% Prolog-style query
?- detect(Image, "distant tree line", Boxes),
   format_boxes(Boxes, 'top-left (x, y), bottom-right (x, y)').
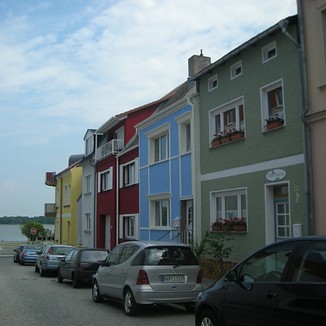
top-left (0, 216), bottom-right (55, 225)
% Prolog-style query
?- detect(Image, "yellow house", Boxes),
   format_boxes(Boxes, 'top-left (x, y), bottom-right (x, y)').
top-left (45, 155), bottom-right (82, 246)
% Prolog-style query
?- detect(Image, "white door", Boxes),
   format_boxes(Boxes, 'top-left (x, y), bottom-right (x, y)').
top-left (186, 200), bottom-right (193, 246)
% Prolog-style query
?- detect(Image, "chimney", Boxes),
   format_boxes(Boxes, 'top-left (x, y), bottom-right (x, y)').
top-left (188, 50), bottom-right (211, 78)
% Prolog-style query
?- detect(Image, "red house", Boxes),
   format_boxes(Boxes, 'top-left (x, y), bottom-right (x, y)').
top-left (95, 94), bottom-right (174, 250)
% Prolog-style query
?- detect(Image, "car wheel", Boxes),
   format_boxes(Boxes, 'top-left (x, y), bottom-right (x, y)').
top-left (72, 273), bottom-right (80, 288)
top-left (123, 288), bottom-right (138, 316)
top-left (40, 265), bottom-right (46, 277)
top-left (197, 308), bottom-right (218, 326)
top-left (35, 264), bottom-right (39, 273)
top-left (92, 280), bottom-right (104, 303)
top-left (57, 270), bottom-right (63, 283)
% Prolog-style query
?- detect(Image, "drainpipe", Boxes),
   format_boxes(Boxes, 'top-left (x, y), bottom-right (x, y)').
top-left (116, 154), bottom-right (119, 246)
top-left (296, 0), bottom-right (314, 235)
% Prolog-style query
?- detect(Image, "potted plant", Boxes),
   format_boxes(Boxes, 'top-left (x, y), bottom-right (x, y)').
top-left (211, 219), bottom-right (223, 231)
top-left (265, 114), bottom-right (284, 130)
top-left (231, 217), bottom-right (247, 232)
top-left (229, 128), bottom-right (245, 141)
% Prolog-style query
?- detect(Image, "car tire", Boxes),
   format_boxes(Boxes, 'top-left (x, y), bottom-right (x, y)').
top-left (72, 273), bottom-right (80, 288)
top-left (35, 264), bottom-right (39, 273)
top-left (92, 280), bottom-right (104, 303)
top-left (123, 288), bottom-right (138, 316)
top-left (197, 308), bottom-right (218, 326)
top-left (57, 270), bottom-right (63, 283)
top-left (40, 265), bottom-right (46, 277)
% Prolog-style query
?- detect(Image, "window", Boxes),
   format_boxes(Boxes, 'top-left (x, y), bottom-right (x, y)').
top-left (85, 213), bottom-right (91, 230)
top-left (210, 97), bottom-right (245, 142)
top-left (154, 133), bottom-right (169, 162)
top-left (150, 198), bottom-right (170, 227)
top-left (239, 243), bottom-right (295, 282)
top-left (123, 215), bottom-right (135, 238)
top-left (63, 184), bottom-right (71, 206)
top-left (321, 8), bottom-right (326, 82)
top-left (85, 136), bottom-right (93, 155)
top-left (208, 74), bottom-right (218, 91)
top-left (262, 41), bottom-right (277, 63)
top-left (177, 113), bottom-right (191, 154)
top-left (120, 159), bottom-right (138, 187)
top-left (230, 61), bottom-right (242, 79)
top-left (98, 167), bottom-right (113, 192)
top-left (85, 174), bottom-right (91, 194)
top-left (261, 80), bottom-right (285, 129)
top-left (211, 189), bottom-right (247, 226)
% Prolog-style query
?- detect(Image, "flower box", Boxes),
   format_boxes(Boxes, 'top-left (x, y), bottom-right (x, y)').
top-left (266, 120), bottom-right (283, 130)
top-left (211, 138), bottom-right (221, 147)
top-left (232, 225), bottom-right (247, 232)
top-left (220, 136), bottom-right (230, 144)
top-left (230, 131), bottom-right (245, 141)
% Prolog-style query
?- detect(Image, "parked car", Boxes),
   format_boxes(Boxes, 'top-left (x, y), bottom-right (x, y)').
top-left (195, 236), bottom-right (326, 326)
top-left (19, 245), bottom-right (42, 265)
top-left (57, 248), bottom-right (109, 288)
top-left (13, 244), bottom-right (26, 263)
top-left (92, 241), bottom-right (203, 316)
top-left (35, 244), bottom-right (73, 276)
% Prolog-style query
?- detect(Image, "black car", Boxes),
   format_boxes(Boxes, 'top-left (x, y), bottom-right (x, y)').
top-left (195, 236), bottom-right (326, 326)
top-left (13, 244), bottom-right (26, 263)
top-left (57, 248), bottom-right (109, 288)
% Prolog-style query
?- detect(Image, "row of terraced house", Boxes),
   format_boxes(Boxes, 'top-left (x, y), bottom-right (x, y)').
top-left (44, 1), bottom-right (326, 262)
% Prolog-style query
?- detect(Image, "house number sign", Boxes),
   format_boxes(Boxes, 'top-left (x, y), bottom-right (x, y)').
top-left (266, 169), bottom-right (286, 182)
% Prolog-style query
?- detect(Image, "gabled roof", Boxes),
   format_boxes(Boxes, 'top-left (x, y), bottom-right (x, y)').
top-left (189, 15), bottom-right (298, 81)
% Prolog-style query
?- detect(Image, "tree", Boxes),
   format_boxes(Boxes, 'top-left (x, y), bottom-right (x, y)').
top-left (20, 221), bottom-right (45, 242)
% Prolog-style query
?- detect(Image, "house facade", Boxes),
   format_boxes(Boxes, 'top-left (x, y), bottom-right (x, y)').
top-left (94, 99), bottom-right (171, 250)
top-left (298, 0), bottom-right (326, 235)
top-left (45, 155), bottom-right (83, 246)
top-left (191, 16), bottom-right (308, 261)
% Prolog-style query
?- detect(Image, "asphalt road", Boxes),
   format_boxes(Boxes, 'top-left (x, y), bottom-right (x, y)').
top-left (0, 252), bottom-right (196, 326)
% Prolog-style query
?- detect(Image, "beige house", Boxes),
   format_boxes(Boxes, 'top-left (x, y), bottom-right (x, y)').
top-left (298, 0), bottom-right (326, 234)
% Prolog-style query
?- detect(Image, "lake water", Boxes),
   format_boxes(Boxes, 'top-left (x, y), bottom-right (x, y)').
top-left (0, 224), bottom-right (54, 242)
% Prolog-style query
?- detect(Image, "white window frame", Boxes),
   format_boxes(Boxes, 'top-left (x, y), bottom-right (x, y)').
top-left (98, 167), bottom-right (113, 192)
top-left (85, 174), bottom-right (91, 194)
top-left (208, 74), bottom-right (218, 92)
top-left (261, 79), bottom-right (285, 129)
top-left (230, 60), bottom-right (242, 79)
top-left (147, 123), bottom-right (170, 164)
top-left (63, 184), bottom-right (71, 206)
top-left (209, 97), bottom-right (245, 143)
top-left (262, 41), bottom-right (277, 63)
top-left (176, 112), bottom-right (192, 154)
top-left (120, 158), bottom-right (139, 187)
top-left (84, 213), bottom-right (91, 231)
top-left (210, 188), bottom-right (247, 226)
top-left (148, 195), bottom-right (171, 228)
top-left (119, 214), bottom-right (138, 240)
top-left (85, 136), bottom-right (94, 155)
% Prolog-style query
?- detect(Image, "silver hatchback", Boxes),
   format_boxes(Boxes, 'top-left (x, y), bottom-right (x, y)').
top-left (92, 241), bottom-right (203, 316)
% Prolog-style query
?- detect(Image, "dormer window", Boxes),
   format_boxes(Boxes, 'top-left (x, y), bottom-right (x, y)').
top-left (262, 41), bottom-right (277, 63)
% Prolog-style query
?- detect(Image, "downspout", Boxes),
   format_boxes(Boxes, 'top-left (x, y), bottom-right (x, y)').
top-left (116, 154), bottom-right (119, 246)
top-left (296, 0), bottom-right (315, 234)
top-left (60, 178), bottom-right (63, 244)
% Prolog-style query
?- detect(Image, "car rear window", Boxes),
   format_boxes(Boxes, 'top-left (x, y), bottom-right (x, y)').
top-left (49, 247), bottom-right (72, 255)
top-left (80, 250), bottom-right (108, 262)
top-left (132, 246), bottom-right (199, 266)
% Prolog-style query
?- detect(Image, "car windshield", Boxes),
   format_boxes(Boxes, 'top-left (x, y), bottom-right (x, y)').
top-left (80, 250), bottom-right (108, 262)
top-left (136, 246), bottom-right (199, 266)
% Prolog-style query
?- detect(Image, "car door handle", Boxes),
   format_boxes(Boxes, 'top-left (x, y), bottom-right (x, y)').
top-left (265, 291), bottom-right (277, 299)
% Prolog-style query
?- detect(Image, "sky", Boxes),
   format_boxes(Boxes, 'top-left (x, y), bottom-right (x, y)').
top-left (0, 0), bottom-right (297, 217)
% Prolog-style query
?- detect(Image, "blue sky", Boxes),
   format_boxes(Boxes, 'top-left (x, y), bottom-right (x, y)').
top-left (0, 0), bottom-right (297, 217)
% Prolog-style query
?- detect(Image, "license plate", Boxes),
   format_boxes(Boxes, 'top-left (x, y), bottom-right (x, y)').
top-left (162, 275), bottom-right (185, 283)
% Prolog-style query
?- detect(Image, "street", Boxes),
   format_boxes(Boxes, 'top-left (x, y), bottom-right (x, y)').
top-left (0, 251), bottom-right (195, 326)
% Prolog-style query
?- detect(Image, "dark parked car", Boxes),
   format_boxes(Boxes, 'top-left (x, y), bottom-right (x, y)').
top-left (19, 245), bottom-right (42, 265)
top-left (13, 244), bottom-right (26, 263)
top-left (92, 241), bottom-right (203, 316)
top-left (195, 236), bottom-right (326, 326)
top-left (57, 248), bottom-right (109, 288)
